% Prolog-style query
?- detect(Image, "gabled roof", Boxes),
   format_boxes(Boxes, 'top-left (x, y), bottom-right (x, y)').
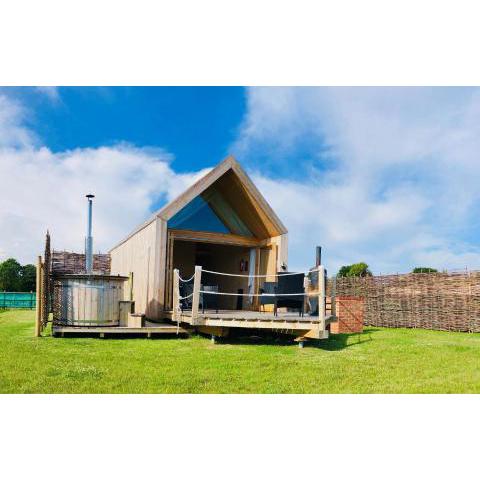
top-left (110, 155), bottom-right (287, 251)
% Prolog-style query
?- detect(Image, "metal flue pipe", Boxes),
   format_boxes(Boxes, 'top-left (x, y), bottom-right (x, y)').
top-left (85, 194), bottom-right (95, 273)
top-left (316, 246), bottom-right (322, 267)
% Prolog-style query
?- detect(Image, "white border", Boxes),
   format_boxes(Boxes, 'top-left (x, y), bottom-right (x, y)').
top-left (0, 394), bottom-right (478, 479)
top-left (1, 0), bottom-right (480, 85)
top-left (1, 1), bottom-right (479, 477)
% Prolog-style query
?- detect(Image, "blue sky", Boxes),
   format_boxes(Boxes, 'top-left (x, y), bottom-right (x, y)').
top-left (6, 87), bottom-right (246, 171)
top-left (1, 86), bottom-right (480, 274)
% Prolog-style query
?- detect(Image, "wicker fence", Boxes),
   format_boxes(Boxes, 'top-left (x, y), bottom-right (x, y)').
top-left (328, 270), bottom-right (480, 332)
top-left (51, 250), bottom-right (111, 275)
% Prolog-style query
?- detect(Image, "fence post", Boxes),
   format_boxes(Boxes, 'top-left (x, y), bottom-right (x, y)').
top-left (191, 265), bottom-right (202, 325)
top-left (173, 269), bottom-right (180, 323)
top-left (331, 275), bottom-right (337, 319)
top-left (35, 256), bottom-right (42, 337)
top-left (318, 265), bottom-right (326, 332)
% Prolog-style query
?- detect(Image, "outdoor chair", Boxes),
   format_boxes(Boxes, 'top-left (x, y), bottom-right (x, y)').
top-left (200, 284), bottom-right (219, 313)
top-left (274, 272), bottom-right (305, 317)
top-left (179, 282), bottom-right (194, 312)
top-left (259, 281), bottom-right (276, 312)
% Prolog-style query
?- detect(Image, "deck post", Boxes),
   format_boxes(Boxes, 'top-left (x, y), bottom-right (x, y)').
top-left (318, 265), bottom-right (326, 334)
top-left (172, 269), bottom-right (180, 322)
top-left (191, 265), bottom-right (202, 325)
top-left (34, 255), bottom-right (43, 337)
top-left (253, 246), bottom-right (261, 310)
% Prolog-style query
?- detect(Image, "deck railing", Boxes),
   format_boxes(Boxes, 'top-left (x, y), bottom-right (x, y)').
top-left (172, 265), bottom-right (332, 328)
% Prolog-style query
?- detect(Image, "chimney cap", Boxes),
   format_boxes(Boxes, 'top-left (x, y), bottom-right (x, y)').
top-left (86, 194), bottom-right (95, 199)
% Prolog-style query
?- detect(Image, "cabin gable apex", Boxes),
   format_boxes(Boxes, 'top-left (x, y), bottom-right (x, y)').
top-left (157, 155), bottom-right (287, 238)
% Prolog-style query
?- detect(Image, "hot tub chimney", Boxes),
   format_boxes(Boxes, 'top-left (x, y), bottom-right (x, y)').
top-left (85, 194), bottom-right (95, 273)
top-left (315, 246), bottom-right (322, 267)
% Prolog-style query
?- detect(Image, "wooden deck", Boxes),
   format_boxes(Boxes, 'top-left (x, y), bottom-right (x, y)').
top-left (52, 320), bottom-right (190, 337)
top-left (170, 264), bottom-right (334, 341)
top-left (165, 309), bottom-right (334, 339)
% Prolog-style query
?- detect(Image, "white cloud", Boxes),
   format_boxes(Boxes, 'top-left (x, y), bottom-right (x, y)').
top-left (234, 87), bottom-right (480, 274)
top-left (0, 94), bottom-right (201, 264)
top-left (34, 86), bottom-right (60, 102)
top-left (0, 95), bottom-right (37, 148)
top-left (3, 87), bottom-right (480, 276)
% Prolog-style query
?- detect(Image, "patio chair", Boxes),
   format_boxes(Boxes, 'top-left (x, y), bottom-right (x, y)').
top-left (274, 272), bottom-right (305, 317)
top-left (259, 281), bottom-right (276, 312)
top-left (179, 282), bottom-right (194, 312)
top-left (201, 284), bottom-right (219, 313)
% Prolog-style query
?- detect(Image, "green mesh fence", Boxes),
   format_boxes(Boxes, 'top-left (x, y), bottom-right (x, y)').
top-left (0, 292), bottom-right (36, 309)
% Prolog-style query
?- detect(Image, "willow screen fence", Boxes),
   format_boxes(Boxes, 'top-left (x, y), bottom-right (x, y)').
top-left (51, 251), bottom-right (111, 275)
top-left (327, 270), bottom-right (480, 332)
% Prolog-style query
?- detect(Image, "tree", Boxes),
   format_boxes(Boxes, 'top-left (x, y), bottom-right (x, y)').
top-left (348, 262), bottom-right (372, 277)
top-left (337, 262), bottom-right (372, 277)
top-left (412, 267), bottom-right (438, 273)
top-left (338, 265), bottom-right (352, 277)
top-left (0, 259), bottom-right (37, 291)
top-left (0, 258), bottom-right (22, 291)
top-left (19, 264), bottom-right (36, 292)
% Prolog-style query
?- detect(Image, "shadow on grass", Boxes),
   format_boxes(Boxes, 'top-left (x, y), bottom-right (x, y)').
top-left (44, 324), bottom-right (378, 350)
top-left (203, 328), bottom-right (379, 350)
top-left (49, 332), bottom-right (189, 340)
top-left (212, 330), bottom-right (297, 347)
top-left (314, 329), bottom-right (377, 350)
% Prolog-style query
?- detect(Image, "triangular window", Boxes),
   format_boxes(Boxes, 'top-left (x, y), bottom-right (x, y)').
top-left (168, 189), bottom-right (252, 237)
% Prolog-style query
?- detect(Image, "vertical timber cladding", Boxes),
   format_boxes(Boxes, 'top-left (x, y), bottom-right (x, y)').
top-left (265, 234), bottom-right (288, 275)
top-left (164, 231), bottom-right (175, 310)
top-left (109, 217), bottom-right (166, 320)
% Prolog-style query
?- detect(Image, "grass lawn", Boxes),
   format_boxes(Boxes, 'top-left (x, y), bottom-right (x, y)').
top-left (1, 308), bottom-right (480, 393)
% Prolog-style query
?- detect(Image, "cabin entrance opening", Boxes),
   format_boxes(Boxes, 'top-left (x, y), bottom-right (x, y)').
top-left (165, 238), bottom-right (272, 312)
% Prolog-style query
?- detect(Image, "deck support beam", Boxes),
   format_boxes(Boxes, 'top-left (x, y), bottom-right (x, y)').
top-left (196, 326), bottom-right (230, 338)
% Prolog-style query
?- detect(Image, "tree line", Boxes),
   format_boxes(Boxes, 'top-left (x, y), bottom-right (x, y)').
top-left (337, 263), bottom-right (438, 277)
top-left (0, 258), bottom-right (36, 292)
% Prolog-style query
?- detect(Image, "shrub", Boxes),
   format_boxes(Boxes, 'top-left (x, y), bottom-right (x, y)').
top-left (337, 262), bottom-right (372, 277)
top-left (412, 267), bottom-right (438, 273)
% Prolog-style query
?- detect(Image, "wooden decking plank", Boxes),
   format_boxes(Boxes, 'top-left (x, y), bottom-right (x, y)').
top-left (53, 324), bottom-right (189, 335)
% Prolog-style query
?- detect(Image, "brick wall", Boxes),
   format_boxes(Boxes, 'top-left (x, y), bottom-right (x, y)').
top-left (330, 296), bottom-right (365, 334)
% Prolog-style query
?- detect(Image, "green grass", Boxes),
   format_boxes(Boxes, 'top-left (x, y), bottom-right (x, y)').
top-left (1, 308), bottom-right (480, 393)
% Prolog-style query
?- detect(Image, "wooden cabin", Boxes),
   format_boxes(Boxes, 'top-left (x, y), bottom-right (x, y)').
top-left (109, 156), bottom-right (289, 321)
top-left (36, 155), bottom-right (332, 343)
